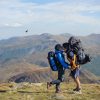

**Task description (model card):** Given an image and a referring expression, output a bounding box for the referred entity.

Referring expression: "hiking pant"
[50,66,65,89]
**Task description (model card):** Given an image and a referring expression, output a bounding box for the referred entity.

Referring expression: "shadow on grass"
[0,90,8,93]
[18,90,49,94]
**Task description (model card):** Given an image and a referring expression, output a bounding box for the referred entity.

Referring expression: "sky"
[0,0,100,39]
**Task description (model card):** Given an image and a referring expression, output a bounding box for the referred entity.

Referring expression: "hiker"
[63,42,82,94]
[47,44,69,93]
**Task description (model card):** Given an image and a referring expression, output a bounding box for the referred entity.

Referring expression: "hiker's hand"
[68,66,71,70]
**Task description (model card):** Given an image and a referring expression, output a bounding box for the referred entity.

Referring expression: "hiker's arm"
[57,53,69,69]
[67,57,71,62]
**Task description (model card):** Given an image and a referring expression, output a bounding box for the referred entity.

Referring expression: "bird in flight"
[25,29,28,33]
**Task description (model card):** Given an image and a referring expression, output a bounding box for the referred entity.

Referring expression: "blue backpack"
[47,51,58,71]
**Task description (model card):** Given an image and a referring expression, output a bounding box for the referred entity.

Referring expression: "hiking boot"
[73,88,81,91]
[47,82,51,89]
[55,86,61,93]
[73,88,82,94]
[73,90,82,94]
[55,90,61,93]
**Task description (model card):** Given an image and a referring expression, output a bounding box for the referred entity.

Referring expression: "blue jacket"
[55,50,69,69]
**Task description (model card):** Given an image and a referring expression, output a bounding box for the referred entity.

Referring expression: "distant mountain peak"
[60,33,72,36]
[40,33,52,36]
[39,33,53,39]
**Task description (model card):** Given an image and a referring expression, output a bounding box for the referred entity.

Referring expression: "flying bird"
[25,29,28,33]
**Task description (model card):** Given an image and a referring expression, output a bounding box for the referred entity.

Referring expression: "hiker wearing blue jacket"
[47,44,69,93]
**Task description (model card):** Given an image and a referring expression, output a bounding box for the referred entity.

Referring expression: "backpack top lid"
[68,36,80,45]
[55,44,63,51]
[68,36,83,52]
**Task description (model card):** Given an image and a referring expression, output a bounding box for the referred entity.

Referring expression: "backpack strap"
[67,54,79,70]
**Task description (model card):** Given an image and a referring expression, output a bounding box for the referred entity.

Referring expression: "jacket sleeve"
[56,53,69,69]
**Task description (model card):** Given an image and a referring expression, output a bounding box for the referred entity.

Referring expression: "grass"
[0,82,100,100]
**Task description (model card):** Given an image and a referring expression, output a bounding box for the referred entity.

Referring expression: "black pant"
[50,66,65,89]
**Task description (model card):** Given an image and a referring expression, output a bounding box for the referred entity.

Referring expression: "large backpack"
[47,51,58,71]
[68,36,91,65]
[68,36,83,53]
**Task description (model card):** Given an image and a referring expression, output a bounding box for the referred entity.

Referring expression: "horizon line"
[0,33,100,41]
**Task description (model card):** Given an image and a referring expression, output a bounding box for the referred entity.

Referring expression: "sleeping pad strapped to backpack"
[68,36,91,65]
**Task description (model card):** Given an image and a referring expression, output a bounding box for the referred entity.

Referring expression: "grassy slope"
[0,82,100,100]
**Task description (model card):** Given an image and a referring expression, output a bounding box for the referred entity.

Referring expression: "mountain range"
[0,33,100,83]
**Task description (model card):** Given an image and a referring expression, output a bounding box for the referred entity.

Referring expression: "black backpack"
[68,36,91,65]
[68,36,83,53]
[47,51,58,71]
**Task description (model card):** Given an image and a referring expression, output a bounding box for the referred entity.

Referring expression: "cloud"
[32,2,100,25]
[0,0,100,26]
[4,23,23,27]
[0,0,100,37]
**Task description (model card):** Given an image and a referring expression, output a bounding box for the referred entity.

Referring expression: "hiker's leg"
[74,77,81,89]
[50,80,61,85]
[58,67,65,82]
[55,67,65,93]
[73,75,82,94]
[71,68,81,90]
[47,66,65,92]
[55,83,61,93]
[49,65,65,85]
[73,77,82,94]
[75,68,81,89]
[47,68,62,90]
[47,79,62,89]
[47,79,61,89]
